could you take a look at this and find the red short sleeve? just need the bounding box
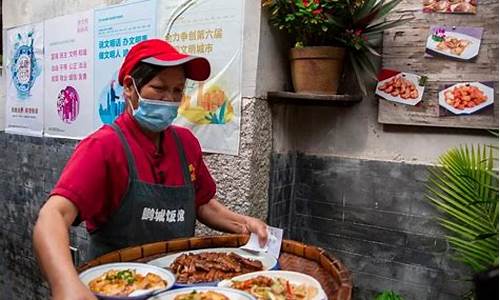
[49,131,127,230]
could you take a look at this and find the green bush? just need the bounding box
[375,290,404,300]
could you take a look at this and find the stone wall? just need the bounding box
[268,153,473,300]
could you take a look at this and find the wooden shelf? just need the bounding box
[267,91,362,106]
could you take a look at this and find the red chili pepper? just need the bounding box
[286,280,293,298]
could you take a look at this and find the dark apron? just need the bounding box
[87,123,196,260]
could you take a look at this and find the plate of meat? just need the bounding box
[152,286,256,300]
[438,82,494,115]
[426,31,480,60]
[147,248,278,287]
[375,72,425,105]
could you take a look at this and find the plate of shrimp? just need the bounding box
[376,72,425,106]
[438,82,494,115]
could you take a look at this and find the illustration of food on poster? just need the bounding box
[423,0,477,14]
[425,26,483,61]
[44,11,95,139]
[5,23,44,136]
[94,0,157,127]
[158,0,244,155]
[376,69,426,106]
[439,82,495,116]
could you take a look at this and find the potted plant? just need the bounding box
[262,0,413,95]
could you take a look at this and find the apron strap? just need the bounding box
[170,127,192,185]
[110,123,139,180]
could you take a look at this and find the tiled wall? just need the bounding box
[0,132,88,299]
[268,152,473,300]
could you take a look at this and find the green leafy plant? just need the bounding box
[375,290,404,300]
[262,0,347,47]
[337,0,413,95]
[262,0,414,95]
[427,144,499,272]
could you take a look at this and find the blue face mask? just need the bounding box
[130,80,180,132]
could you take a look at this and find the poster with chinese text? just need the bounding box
[94,0,157,128]
[158,0,244,155]
[44,10,95,139]
[5,23,44,136]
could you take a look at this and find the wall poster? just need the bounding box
[94,0,158,128]
[44,10,95,139]
[158,0,245,155]
[5,22,45,136]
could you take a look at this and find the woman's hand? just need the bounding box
[33,196,96,300]
[52,281,97,300]
[242,216,269,247]
[197,199,269,247]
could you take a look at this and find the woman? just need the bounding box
[33,39,268,300]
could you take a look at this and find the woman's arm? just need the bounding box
[33,195,97,300]
[196,198,268,246]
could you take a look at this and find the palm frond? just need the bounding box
[427,144,499,272]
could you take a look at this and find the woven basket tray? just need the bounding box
[77,234,352,300]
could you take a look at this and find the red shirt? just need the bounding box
[50,112,216,232]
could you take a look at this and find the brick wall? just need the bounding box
[268,152,473,300]
[0,132,90,299]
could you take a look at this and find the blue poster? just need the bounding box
[94,0,157,126]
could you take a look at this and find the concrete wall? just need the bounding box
[0,0,271,298]
[272,101,496,164]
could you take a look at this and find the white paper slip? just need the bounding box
[240,226,283,259]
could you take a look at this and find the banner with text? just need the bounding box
[44,10,95,139]
[158,0,244,155]
[94,0,158,128]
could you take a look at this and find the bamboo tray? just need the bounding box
[77,234,352,300]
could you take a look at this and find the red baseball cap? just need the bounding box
[118,39,210,85]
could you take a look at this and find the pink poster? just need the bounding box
[44,10,95,139]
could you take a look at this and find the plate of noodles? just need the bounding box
[79,262,175,299]
[218,270,327,300]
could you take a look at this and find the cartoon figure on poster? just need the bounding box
[57,86,80,124]
[10,31,42,99]
[98,73,126,124]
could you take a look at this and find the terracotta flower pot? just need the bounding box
[289,46,346,95]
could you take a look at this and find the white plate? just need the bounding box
[438,82,494,115]
[148,247,279,287]
[79,262,175,300]
[218,270,327,300]
[375,72,425,106]
[426,31,481,60]
[151,286,256,300]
